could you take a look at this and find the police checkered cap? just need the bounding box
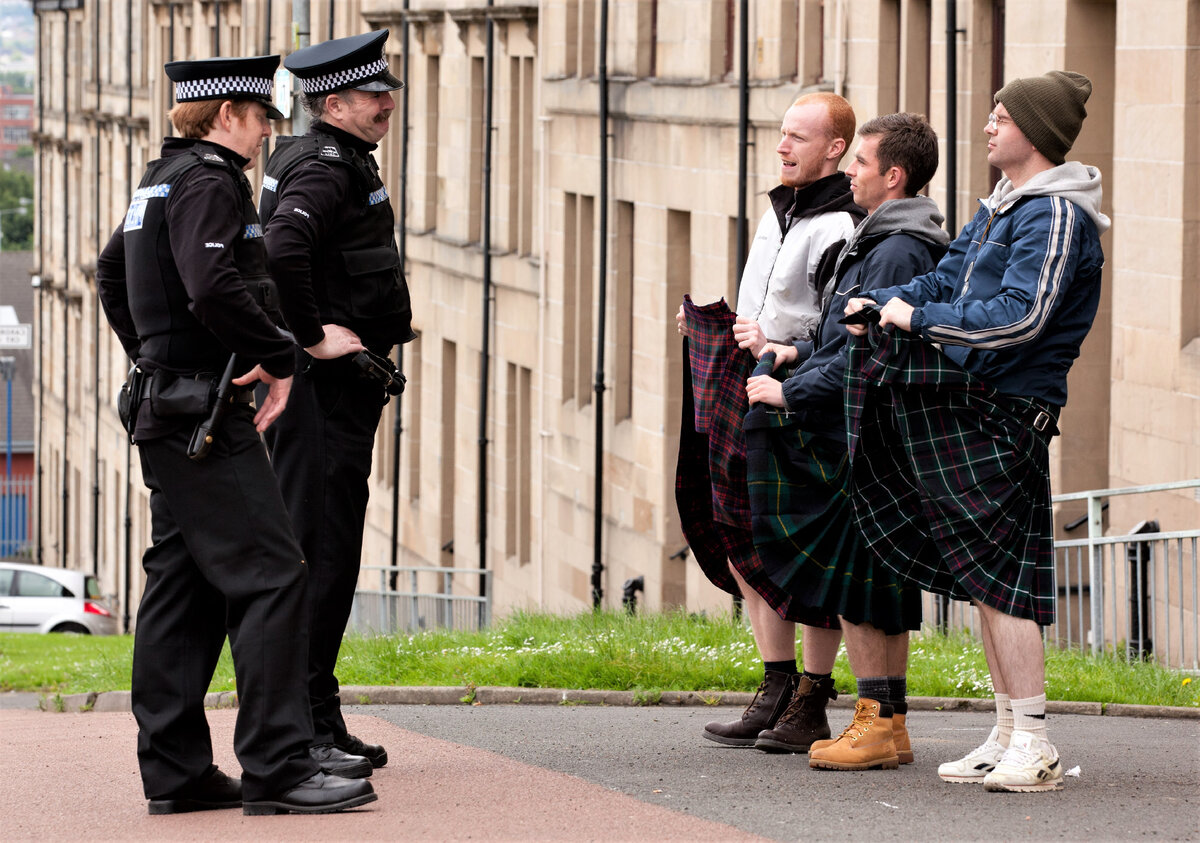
[285,29,403,95]
[175,74,275,103]
[298,57,388,94]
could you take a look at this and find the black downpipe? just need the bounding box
[33,9,43,566]
[91,0,101,577]
[60,10,70,566]
[390,2,411,589]
[123,0,135,631]
[478,4,494,597]
[327,0,335,39]
[945,0,960,235]
[213,2,220,55]
[735,0,748,276]
[590,1,609,609]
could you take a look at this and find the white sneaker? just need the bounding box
[937,726,1007,783]
[982,729,1064,792]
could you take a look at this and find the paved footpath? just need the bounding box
[2,691,1197,842]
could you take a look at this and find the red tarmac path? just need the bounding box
[2,709,764,842]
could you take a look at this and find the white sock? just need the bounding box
[994,692,1014,744]
[1010,693,1048,743]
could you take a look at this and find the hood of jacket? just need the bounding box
[986,161,1110,234]
[829,195,951,281]
[768,172,865,234]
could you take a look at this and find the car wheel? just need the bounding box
[50,623,91,635]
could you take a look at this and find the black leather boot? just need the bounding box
[754,674,838,753]
[703,670,799,746]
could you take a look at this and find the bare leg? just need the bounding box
[974,601,1045,699]
[800,624,842,674]
[840,618,888,677]
[729,564,796,661]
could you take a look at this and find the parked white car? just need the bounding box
[0,561,117,635]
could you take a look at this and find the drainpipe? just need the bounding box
[390,2,411,588]
[945,0,961,235]
[590,0,609,609]
[213,2,220,55]
[478,3,494,597]
[327,0,335,39]
[92,0,101,577]
[292,1,311,135]
[60,9,70,567]
[735,0,748,276]
[33,8,43,566]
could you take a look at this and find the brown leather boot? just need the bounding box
[893,711,914,764]
[754,675,837,753]
[703,671,798,746]
[808,698,899,770]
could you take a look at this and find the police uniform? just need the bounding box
[259,30,412,766]
[96,56,374,815]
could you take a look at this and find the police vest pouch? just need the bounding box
[149,371,217,418]
[340,245,403,312]
[117,365,147,440]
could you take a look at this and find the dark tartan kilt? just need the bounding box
[845,329,1057,626]
[675,345,837,628]
[745,409,921,635]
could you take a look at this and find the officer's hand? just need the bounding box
[233,366,293,431]
[306,324,365,360]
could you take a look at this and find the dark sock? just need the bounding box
[763,659,798,675]
[856,675,889,705]
[801,669,832,683]
[887,676,908,715]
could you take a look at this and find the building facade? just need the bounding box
[27,1,1199,646]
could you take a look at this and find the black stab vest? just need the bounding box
[260,131,415,349]
[122,146,279,372]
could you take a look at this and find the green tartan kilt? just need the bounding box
[745,410,921,635]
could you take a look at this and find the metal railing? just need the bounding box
[0,473,33,559]
[924,479,1200,670]
[349,564,491,635]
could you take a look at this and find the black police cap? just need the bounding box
[165,55,285,119]
[284,29,404,96]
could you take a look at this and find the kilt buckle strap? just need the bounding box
[1032,411,1051,432]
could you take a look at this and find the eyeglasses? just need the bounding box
[987,112,1012,131]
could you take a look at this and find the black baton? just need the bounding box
[187,354,238,461]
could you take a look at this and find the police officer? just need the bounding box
[259,30,415,776]
[96,56,376,816]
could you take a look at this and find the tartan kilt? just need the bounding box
[844,328,1057,626]
[745,406,921,635]
[674,305,837,629]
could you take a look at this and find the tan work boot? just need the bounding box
[808,698,899,771]
[893,712,914,764]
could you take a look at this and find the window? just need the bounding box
[421,55,440,232]
[613,201,634,422]
[562,192,595,405]
[468,57,484,243]
[507,55,535,255]
[15,571,70,598]
[504,363,532,562]
[406,336,422,501]
[440,340,456,567]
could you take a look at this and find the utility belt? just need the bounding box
[118,365,253,442]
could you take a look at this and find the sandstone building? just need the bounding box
[26,1,1197,652]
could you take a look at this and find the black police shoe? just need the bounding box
[242,772,377,815]
[309,743,373,778]
[335,732,388,768]
[148,766,242,815]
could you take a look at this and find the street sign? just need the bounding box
[0,324,31,349]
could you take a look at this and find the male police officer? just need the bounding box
[97,56,375,815]
[260,30,415,777]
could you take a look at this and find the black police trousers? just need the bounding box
[132,408,319,801]
[263,364,385,745]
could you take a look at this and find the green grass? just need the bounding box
[0,610,1195,708]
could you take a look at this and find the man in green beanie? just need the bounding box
[841,70,1109,792]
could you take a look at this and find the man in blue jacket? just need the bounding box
[843,71,1109,792]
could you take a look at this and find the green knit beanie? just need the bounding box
[994,70,1092,165]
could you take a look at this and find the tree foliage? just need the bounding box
[0,167,33,249]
